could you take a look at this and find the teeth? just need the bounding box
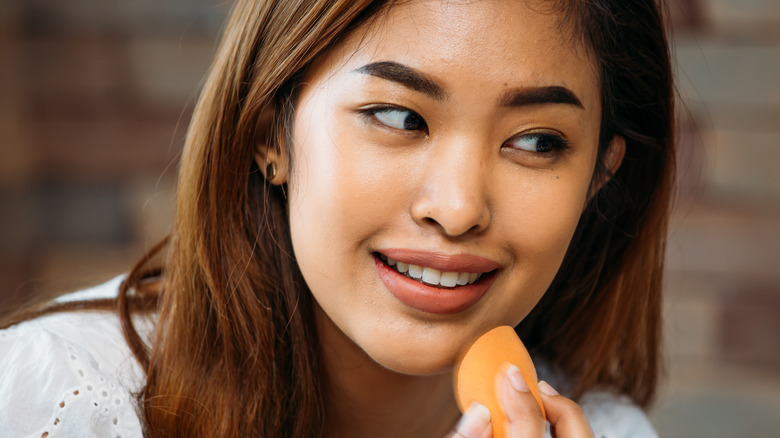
[422,267,441,285]
[440,271,459,287]
[380,254,484,287]
[408,264,423,279]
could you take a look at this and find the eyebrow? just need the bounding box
[355,61,447,100]
[499,86,584,109]
[355,61,584,109]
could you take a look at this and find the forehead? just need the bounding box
[309,0,599,110]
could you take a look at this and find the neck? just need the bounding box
[316,308,460,438]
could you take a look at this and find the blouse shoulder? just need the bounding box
[0,276,147,437]
[536,361,658,438]
[580,391,659,438]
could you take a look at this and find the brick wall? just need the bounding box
[655,0,780,436]
[1,1,778,436]
[0,0,226,306]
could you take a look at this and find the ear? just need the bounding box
[588,134,625,198]
[252,108,290,184]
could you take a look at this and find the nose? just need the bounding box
[409,139,491,237]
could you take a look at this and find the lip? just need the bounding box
[378,248,502,273]
[374,250,500,315]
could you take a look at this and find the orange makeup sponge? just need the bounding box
[454,326,545,438]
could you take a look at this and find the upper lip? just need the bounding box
[377,248,502,273]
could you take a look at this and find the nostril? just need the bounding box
[410,189,491,236]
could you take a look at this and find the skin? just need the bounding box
[260,0,621,436]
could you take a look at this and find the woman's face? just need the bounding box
[286,0,604,375]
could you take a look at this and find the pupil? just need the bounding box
[535,136,553,152]
[403,113,421,130]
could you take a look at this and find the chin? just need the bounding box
[374,353,455,377]
[357,335,462,377]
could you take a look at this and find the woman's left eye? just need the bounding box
[367,107,427,132]
[504,133,570,154]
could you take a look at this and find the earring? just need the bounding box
[265,161,277,181]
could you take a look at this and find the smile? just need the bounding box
[374,249,501,315]
[377,253,482,288]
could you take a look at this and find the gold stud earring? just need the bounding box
[265,161,277,181]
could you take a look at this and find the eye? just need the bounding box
[369,107,427,132]
[504,132,570,154]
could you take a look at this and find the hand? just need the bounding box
[447,366,595,438]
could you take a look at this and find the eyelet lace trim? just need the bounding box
[35,343,135,438]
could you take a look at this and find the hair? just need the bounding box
[516,0,675,405]
[3,0,675,436]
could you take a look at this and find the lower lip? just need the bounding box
[374,256,496,315]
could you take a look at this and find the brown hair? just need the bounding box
[517,0,675,407]
[3,0,675,436]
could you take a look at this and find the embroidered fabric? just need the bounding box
[580,392,659,438]
[0,277,146,437]
[0,277,658,437]
[536,364,659,438]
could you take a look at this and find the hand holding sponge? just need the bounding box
[454,326,545,438]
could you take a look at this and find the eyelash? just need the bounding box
[359,105,429,135]
[359,105,570,155]
[503,132,571,155]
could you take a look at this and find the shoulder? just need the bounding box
[0,276,147,437]
[536,361,657,438]
[579,391,658,438]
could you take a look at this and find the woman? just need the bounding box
[0,0,674,436]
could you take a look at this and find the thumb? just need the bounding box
[446,402,492,438]
[538,381,594,438]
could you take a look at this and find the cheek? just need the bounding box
[289,140,396,248]
[286,99,401,285]
[521,179,587,253]
[495,169,593,313]
[286,94,344,289]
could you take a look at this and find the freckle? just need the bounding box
[556,175,559,179]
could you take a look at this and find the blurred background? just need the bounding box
[0,0,778,436]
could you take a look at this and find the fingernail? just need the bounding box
[455,402,491,437]
[506,364,529,392]
[538,380,559,396]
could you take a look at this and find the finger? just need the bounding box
[538,381,594,438]
[501,364,546,438]
[446,402,492,438]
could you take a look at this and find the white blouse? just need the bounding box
[0,277,658,437]
[0,277,146,437]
